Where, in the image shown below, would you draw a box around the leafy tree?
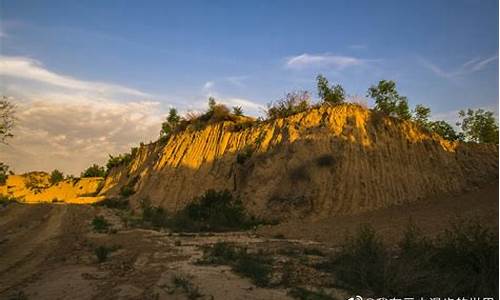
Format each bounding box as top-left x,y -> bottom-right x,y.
208,97 -> 217,111
429,120 -> 459,141
457,109 -> 499,144
266,91 -> 311,119
49,169 -> 64,185
316,74 -> 345,104
160,108 -> 181,137
0,162 -> 9,185
81,164 -> 106,178
232,106 -> 243,116
412,104 -> 431,129
367,80 -> 411,120
0,96 -> 15,144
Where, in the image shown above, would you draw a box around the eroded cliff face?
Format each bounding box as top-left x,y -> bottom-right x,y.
100,104 -> 498,219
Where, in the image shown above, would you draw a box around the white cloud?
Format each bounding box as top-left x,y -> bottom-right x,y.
0,55 -> 162,175
420,55 -> 498,79
286,53 -> 365,70
0,56 -> 149,97
1,99 -> 162,175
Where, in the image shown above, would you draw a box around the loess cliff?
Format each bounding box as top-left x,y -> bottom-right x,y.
0,172 -> 104,204
100,104 -> 498,220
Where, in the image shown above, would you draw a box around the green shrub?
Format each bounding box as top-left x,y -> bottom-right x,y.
141,199 -> 169,229
106,151 -> 134,173
330,224 -> 388,294
92,216 -> 110,233
232,106 -> 243,116
327,221 -> 499,297
81,164 -> 106,178
49,169 -> 64,185
170,189 -> 252,232
200,242 -> 272,287
236,147 -> 253,164
233,251 -> 272,287
119,175 -> 139,197
266,91 -> 311,119
94,245 -> 111,263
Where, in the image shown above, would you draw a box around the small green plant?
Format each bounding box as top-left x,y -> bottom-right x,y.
119,175 -> 139,197
232,106 -> 243,116
266,91 -> 311,119
233,251 -> 272,287
119,185 -> 135,197
171,275 -> 203,299
94,245 -> 111,263
200,242 -> 272,287
92,216 -> 110,233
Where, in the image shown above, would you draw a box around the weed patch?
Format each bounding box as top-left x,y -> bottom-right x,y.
91,216 -> 110,233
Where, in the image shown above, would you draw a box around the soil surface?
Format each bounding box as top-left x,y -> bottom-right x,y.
0,183 -> 497,299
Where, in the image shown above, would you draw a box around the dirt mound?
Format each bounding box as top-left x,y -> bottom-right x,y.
0,172 -> 104,204
101,104 -> 498,219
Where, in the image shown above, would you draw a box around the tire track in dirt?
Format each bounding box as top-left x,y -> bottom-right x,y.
0,204 -> 66,293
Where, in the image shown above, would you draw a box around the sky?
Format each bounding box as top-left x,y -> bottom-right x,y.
0,0 -> 498,175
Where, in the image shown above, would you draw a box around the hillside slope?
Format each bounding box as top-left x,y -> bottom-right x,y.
99,104 -> 497,219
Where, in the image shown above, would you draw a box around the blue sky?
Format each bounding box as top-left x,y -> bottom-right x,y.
0,0 -> 498,173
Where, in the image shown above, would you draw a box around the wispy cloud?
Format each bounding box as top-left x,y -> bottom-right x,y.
420,55 -> 498,79
0,56 -> 149,97
285,53 -> 365,70
349,44 -> 366,50
203,81 -> 214,89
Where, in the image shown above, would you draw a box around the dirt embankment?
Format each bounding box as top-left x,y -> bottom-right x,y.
101,104 -> 498,219
0,172 -> 104,204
